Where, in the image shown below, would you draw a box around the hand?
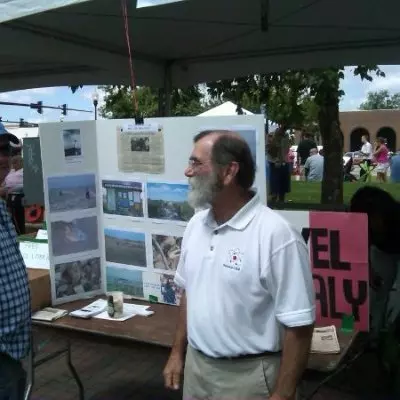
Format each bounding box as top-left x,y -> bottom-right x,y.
163,353 -> 184,390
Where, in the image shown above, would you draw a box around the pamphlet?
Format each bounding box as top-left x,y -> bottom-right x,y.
310,325 -> 341,354
32,307 -> 68,322
94,303 -> 154,322
69,299 -> 107,319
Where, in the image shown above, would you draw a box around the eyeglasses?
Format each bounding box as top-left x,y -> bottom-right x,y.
188,159 -> 204,168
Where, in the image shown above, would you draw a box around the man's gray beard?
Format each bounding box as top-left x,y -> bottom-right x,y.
188,173 -> 219,210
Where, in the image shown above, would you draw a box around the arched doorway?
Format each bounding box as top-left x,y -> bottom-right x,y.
376,127 -> 397,151
350,127 -> 370,152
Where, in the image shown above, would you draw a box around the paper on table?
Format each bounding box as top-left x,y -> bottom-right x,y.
93,303 -> 154,322
310,325 -> 340,354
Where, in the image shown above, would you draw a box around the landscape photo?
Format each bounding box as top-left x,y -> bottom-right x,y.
102,179 -> 144,217
147,182 -> 194,222
104,228 -> 147,267
152,234 -> 182,272
48,173 -> 97,213
54,256 -> 102,300
106,266 -> 144,298
51,216 -> 99,257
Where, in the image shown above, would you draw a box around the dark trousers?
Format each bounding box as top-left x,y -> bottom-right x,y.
6,193 -> 25,235
0,352 -> 26,400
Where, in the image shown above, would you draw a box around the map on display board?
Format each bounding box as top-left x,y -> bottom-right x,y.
39,116 -> 267,306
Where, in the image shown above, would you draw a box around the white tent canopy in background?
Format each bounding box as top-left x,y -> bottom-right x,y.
4,123 -> 38,141
1,1 -> 400,92
198,101 -> 253,117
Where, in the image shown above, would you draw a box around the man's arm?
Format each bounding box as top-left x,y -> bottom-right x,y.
271,324 -> 314,400
171,291 -> 187,357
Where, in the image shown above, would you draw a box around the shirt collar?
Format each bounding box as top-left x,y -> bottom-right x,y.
203,191 -> 261,231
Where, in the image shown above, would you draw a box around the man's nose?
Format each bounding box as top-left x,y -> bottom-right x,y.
185,166 -> 194,177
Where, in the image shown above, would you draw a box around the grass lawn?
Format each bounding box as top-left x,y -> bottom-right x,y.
286,181 -> 400,204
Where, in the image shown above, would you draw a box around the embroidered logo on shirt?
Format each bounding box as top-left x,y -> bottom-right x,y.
223,248 -> 243,271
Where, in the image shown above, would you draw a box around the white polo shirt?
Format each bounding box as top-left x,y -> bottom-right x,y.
174,193 -> 315,358
361,142 -> 373,160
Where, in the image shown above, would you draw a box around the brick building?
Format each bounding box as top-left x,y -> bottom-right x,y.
340,109 -> 399,152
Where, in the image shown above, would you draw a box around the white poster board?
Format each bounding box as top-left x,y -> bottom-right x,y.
40,116 -> 266,306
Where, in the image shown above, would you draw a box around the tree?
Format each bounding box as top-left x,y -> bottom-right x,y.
207,66 -> 385,204
359,90 -> 400,110
99,85 -> 217,118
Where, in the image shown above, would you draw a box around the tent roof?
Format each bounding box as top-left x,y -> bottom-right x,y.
198,101 -> 254,116
1,0 -> 400,92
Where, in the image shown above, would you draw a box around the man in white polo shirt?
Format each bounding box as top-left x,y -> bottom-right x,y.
163,130 -> 315,400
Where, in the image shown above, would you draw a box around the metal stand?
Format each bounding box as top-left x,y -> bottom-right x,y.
24,334 -> 85,400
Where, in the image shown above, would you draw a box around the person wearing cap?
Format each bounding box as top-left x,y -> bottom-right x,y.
0,122 -> 31,399
163,130 -> 315,400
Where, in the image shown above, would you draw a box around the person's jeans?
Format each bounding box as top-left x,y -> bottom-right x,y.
0,352 -> 26,400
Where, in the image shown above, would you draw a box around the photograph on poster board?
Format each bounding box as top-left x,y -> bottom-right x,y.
147,182 -> 194,222
62,129 -> 82,162
102,179 -> 144,218
117,124 -> 165,174
54,256 -> 101,300
236,128 -> 257,165
51,216 -> 99,257
106,265 -> 144,298
104,228 -> 147,267
143,272 -> 182,305
48,173 -> 97,213
152,234 -> 182,272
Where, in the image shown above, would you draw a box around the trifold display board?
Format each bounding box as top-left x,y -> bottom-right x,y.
39,116 -> 267,307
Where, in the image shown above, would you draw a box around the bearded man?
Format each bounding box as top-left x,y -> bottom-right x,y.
163,130 -> 315,400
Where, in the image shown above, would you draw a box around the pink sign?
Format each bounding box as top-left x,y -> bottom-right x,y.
303,212 -> 369,332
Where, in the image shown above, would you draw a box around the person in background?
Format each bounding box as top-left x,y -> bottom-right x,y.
359,134 -> 373,181
304,148 -> 324,182
266,127 -> 291,203
373,137 -> 389,183
297,133 -> 317,179
390,151 -> 400,183
350,186 -> 400,343
163,129 -> 315,400
4,148 -> 23,194
0,125 -> 31,400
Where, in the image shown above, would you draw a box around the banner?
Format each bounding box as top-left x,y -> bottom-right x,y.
279,211 -> 369,332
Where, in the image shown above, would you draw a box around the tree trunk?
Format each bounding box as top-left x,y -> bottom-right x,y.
318,98 -> 344,204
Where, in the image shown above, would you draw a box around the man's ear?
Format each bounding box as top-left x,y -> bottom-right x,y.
221,162 -> 240,186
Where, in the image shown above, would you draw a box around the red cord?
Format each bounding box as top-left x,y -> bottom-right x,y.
121,0 -> 138,113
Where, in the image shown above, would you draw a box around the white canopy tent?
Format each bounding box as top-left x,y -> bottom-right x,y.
1,0 -> 400,93
198,101 -> 254,117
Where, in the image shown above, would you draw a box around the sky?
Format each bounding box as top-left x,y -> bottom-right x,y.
1,65 -> 400,126
147,182 -> 189,202
48,173 -> 96,190
105,228 -> 146,242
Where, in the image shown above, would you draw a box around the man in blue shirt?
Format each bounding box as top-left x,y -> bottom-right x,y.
390,152 -> 400,183
0,123 -> 31,400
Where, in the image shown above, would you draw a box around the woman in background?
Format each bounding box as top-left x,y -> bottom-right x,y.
266,126 -> 291,203
373,137 -> 389,183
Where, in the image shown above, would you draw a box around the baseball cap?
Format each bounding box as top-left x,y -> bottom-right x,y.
0,122 -> 21,147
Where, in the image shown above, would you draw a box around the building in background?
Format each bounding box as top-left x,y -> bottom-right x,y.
340,110 -> 399,152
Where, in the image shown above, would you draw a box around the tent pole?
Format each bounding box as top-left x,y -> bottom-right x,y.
164,63 -> 172,116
